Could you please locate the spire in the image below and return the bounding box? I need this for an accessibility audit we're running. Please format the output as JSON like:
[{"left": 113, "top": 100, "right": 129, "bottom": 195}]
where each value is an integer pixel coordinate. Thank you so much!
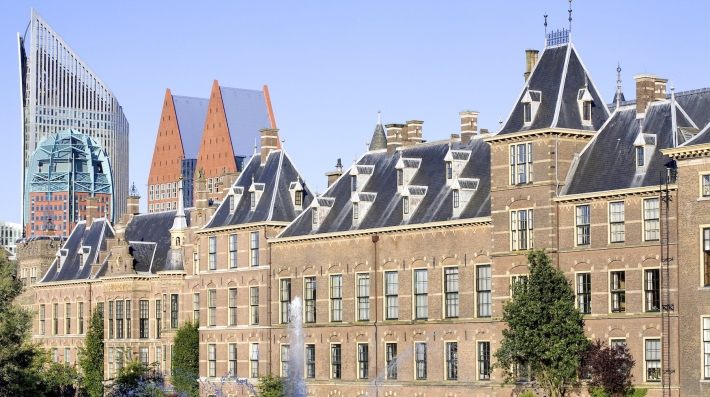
[
  {"left": 170, "top": 176, "right": 187, "bottom": 231},
  {"left": 368, "top": 110, "right": 387, "bottom": 151}
]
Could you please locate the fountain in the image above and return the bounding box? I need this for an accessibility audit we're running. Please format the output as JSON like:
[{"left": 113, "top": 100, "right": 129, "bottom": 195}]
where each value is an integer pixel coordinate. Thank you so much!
[{"left": 286, "top": 296, "right": 307, "bottom": 397}]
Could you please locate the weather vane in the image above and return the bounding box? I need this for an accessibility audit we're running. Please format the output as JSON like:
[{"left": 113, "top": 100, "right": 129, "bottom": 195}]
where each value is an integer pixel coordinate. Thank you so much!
[
  {"left": 568, "top": 0, "right": 573, "bottom": 31},
  {"left": 544, "top": 13, "right": 548, "bottom": 36}
]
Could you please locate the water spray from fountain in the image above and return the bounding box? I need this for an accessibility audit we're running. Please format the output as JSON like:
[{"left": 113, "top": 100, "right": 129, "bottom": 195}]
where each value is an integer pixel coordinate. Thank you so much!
[{"left": 286, "top": 296, "right": 307, "bottom": 397}]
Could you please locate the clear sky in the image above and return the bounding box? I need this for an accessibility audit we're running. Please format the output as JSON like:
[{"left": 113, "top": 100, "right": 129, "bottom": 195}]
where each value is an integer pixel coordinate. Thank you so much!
[{"left": 1, "top": 1, "right": 709, "bottom": 223}]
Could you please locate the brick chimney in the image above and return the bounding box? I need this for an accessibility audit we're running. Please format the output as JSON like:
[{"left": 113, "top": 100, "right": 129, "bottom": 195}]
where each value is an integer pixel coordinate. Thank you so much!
[
  {"left": 459, "top": 111, "right": 479, "bottom": 143},
  {"left": 634, "top": 74, "right": 667, "bottom": 116},
  {"left": 195, "top": 170, "right": 209, "bottom": 209},
  {"left": 221, "top": 171, "right": 240, "bottom": 200},
  {"left": 325, "top": 158, "right": 344, "bottom": 188},
  {"left": 386, "top": 124, "right": 404, "bottom": 155},
  {"left": 404, "top": 120, "right": 423, "bottom": 145},
  {"left": 85, "top": 197, "right": 99, "bottom": 227},
  {"left": 524, "top": 49, "right": 539, "bottom": 81},
  {"left": 122, "top": 184, "right": 141, "bottom": 225},
  {"left": 260, "top": 128, "right": 279, "bottom": 165}
]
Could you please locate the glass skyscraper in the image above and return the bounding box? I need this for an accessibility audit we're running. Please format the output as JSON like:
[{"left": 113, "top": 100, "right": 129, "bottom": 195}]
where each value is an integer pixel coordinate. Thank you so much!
[{"left": 18, "top": 8, "right": 128, "bottom": 232}]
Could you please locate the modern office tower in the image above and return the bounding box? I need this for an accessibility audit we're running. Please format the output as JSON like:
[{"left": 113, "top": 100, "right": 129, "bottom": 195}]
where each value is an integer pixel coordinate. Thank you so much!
[
  {"left": 18, "top": 8, "right": 128, "bottom": 232},
  {"left": 0, "top": 221, "right": 22, "bottom": 259},
  {"left": 24, "top": 129, "right": 113, "bottom": 237}
]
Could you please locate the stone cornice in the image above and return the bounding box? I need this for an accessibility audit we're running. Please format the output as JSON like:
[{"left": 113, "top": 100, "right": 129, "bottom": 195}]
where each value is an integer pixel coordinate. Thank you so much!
[
  {"left": 554, "top": 185, "right": 676, "bottom": 203},
  {"left": 661, "top": 143, "right": 710, "bottom": 160},
  {"left": 197, "top": 221, "right": 289, "bottom": 235},
  {"left": 483, "top": 128, "right": 596, "bottom": 143}
]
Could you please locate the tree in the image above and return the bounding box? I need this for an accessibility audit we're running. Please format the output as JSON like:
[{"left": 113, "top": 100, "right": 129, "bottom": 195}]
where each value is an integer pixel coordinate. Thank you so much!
[
  {"left": 171, "top": 320, "right": 199, "bottom": 397},
  {"left": 79, "top": 309, "right": 105, "bottom": 397},
  {"left": 40, "top": 362, "right": 80, "bottom": 397},
  {"left": 581, "top": 340, "right": 635, "bottom": 397},
  {"left": 256, "top": 373, "right": 285, "bottom": 397},
  {"left": 494, "top": 249, "right": 590, "bottom": 397},
  {"left": 106, "top": 355, "right": 164, "bottom": 397}
]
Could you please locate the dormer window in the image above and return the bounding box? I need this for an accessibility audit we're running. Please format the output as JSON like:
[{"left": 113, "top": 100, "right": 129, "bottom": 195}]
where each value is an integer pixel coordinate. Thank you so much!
[
  {"left": 229, "top": 186, "right": 244, "bottom": 213},
  {"left": 229, "top": 195, "right": 235, "bottom": 212},
  {"left": 633, "top": 132, "right": 656, "bottom": 168},
  {"left": 446, "top": 162, "right": 453, "bottom": 180},
  {"left": 524, "top": 103, "right": 532, "bottom": 122},
  {"left": 451, "top": 178, "right": 479, "bottom": 218},
  {"left": 636, "top": 146, "right": 645, "bottom": 167},
  {"left": 453, "top": 189, "right": 460, "bottom": 208},
  {"left": 311, "top": 197, "right": 335, "bottom": 230},
  {"left": 351, "top": 193, "right": 376, "bottom": 226},
  {"left": 397, "top": 169, "right": 403, "bottom": 186},
  {"left": 353, "top": 202, "right": 359, "bottom": 220},
  {"left": 578, "top": 88, "right": 594, "bottom": 125},
  {"left": 351, "top": 165, "right": 375, "bottom": 193},
  {"left": 394, "top": 158, "right": 421, "bottom": 192},
  {"left": 351, "top": 175, "right": 357, "bottom": 191},
  {"left": 312, "top": 209, "right": 318, "bottom": 224},
  {"left": 443, "top": 149, "right": 471, "bottom": 186},
  {"left": 289, "top": 180, "right": 305, "bottom": 210},
  {"left": 295, "top": 191, "right": 303, "bottom": 206},
  {"left": 521, "top": 90, "right": 541, "bottom": 125},
  {"left": 250, "top": 192, "right": 256, "bottom": 208},
  {"left": 401, "top": 186, "right": 427, "bottom": 221},
  {"left": 248, "top": 179, "right": 265, "bottom": 211},
  {"left": 403, "top": 197, "right": 410, "bottom": 214},
  {"left": 583, "top": 101, "right": 591, "bottom": 121}
]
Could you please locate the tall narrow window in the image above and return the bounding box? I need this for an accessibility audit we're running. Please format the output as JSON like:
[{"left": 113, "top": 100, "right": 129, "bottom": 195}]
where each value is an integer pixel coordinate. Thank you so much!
[
  {"left": 511, "top": 209, "right": 534, "bottom": 250},
  {"left": 583, "top": 101, "right": 591, "bottom": 121},
  {"left": 208, "top": 236, "right": 216, "bottom": 270},
  {"left": 703, "top": 175, "right": 710, "bottom": 197},
  {"left": 330, "top": 275, "right": 343, "bottom": 322},
  {"left": 453, "top": 189, "right": 460, "bottom": 208},
  {"left": 52, "top": 348, "right": 58, "bottom": 363},
  {"left": 77, "top": 302, "right": 84, "bottom": 334},
  {"left": 208, "top": 289, "right": 216, "bottom": 326},
  {"left": 397, "top": 169, "right": 404, "bottom": 185},
  {"left": 193, "top": 293, "right": 200, "bottom": 324},
  {"left": 208, "top": 344, "right": 216, "bottom": 377},
  {"left": 415, "top": 342, "right": 427, "bottom": 380},
  {"left": 163, "top": 294, "right": 167, "bottom": 330},
  {"left": 446, "top": 342, "right": 458, "bottom": 380},
  {"left": 139, "top": 347, "right": 149, "bottom": 368},
  {"left": 306, "top": 344, "right": 316, "bottom": 379},
  {"left": 65, "top": 347, "right": 71, "bottom": 365},
  {"left": 413, "top": 269, "right": 428, "bottom": 319},
  {"left": 385, "top": 271, "right": 398, "bottom": 320},
  {"left": 250, "top": 232, "right": 259, "bottom": 266},
  {"left": 644, "top": 198, "right": 660, "bottom": 241},
  {"left": 576, "top": 205, "right": 591, "bottom": 245},
  {"left": 477, "top": 265, "right": 492, "bottom": 317},
  {"left": 351, "top": 175, "right": 357, "bottom": 192},
  {"left": 704, "top": 228, "right": 710, "bottom": 286},
  {"left": 295, "top": 190, "right": 303, "bottom": 206},
  {"left": 609, "top": 201, "right": 625, "bottom": 243},
  {"left": 358, "top": 343, "right": 369, "bottom": 379},
  {"left": 645, "top": 339, "right": 661, "bottom": 381},
  {"left": 156, "top": 346, "right": 162, "bottom": 374},
  {"left": 39, "top": 304, "right": 45, "bottom": 335},
  {"left": 155, "top": 299, "right": 161, "bottom": 338},
  {"left": 703, "top": 318, "right": 710, "bottom": 379},
  {"left": 357, "top": 274, "right": 370, "bottom": 321},
  {"left": 116, "top": 300, "right": 123, "bottom": 339},
  {"left": 403, "top": 196, "right": 410, "bottom": 215},
  {"left": 65, "top": 303, "right": 71, "bottom": 334},
  {"left": 645, "top": 269, "right": 660, "bottom": 312},
  {"left": 53, "top": 303, "right": 59, "bottom": 335},
  {"left": 250, "top": 287, "right": 259, "bottom": 325},
  {"left": 250, "top": 191, "right": 256, "bottom": 208},
  {"left": 353, "top": 202, "right": 359, "bottom": 220},
  {"left": 304, "top": 277, "right": 316, "bottom": 323},
  {"left": 139, "top": 300, "right": 149, "bottom": 339},
  {"left": 126, "top": 300, "right": 131, "bottom": 339},
  {"left": 331, "top": 344, "right": 342, "bottom": 379},
  {"left": 229, "top": 234, "right": 237, "bottom": 268},
  {"left": 636, "top": 146, "right": 645, "bottom": 167},
  {"left": 446, "top": 161, "right": 453, "bottom": 180},
  {"left": 170, "top": 294, "right": 179, "bottom": 328},
  {"left": 386, "top": 343, "right": 397, "bottom": 380},
  {"left": 478, "top": 341, "right": 491, "bottom": 380},
  {"left": 523, "top": 103, "right": 532, "bottom": 122},
  {"left": 229, "top": 288, "right": 237, "bottom": 326},
  {"left": 229, "top": 343, "right": 237, "bottom": 376},
  {"left": 250, "top": 344, "right": 259, "bottom": 378},
  {"left": 445, "top": 267, "right": 459, "bottom": 318},
  {"left": 193, "top": 248, "right": 199, "bottom": 275},
  {"left": 108, "top": 347, "right": 114, "bottom": 378},
  {"left": 610, "top": 271, "right": 626, "bottom": 313},
  {"left": 281, "top": 345, "right": 290, "bottom": 377},
  {"left": 280, "top": 279, "right": 291, "bottom": 324},
  {"left": 577, "top": 273, "right": 591, "bottom": 314},
  {"left": 510, "top": 142, "right": 533, "bottom": 184}
]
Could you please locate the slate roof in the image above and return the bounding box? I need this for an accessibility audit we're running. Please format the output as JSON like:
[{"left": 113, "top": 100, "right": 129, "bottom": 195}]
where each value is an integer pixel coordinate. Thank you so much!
[
  {"left": 369, "top": 123, "right": 387, "bottom": 151},
  {"left": 173, "top": 95, "right": 209, "bottom": 159},
  {"left": 679, "top": 121, "right": 710, "bottom": 147},
  {"left": 497, "top": 43, "right": 609, "bottom": 135},
  {"left": 220, "top": 87, "right": 273, "bottom": 158},
  {"left": 279, "top": 137, "right": 491, "bottom": 238},
  {"left": 124, "top": 210, "right": 191, "bottom": 273},
  {"left": 606, "top": 88, "right": 710, "bottom": 131},
  {"left": 205, "top": 150, "right": 314, "bottom": 228},
  {"left": 563, "top": 100, "right": 695, "bottom": 195}
]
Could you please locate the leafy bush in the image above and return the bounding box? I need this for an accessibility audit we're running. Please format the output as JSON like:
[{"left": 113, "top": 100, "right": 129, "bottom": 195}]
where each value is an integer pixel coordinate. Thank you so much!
[{"left": 256, "top": 373, "right": 285, "bottom": 397}]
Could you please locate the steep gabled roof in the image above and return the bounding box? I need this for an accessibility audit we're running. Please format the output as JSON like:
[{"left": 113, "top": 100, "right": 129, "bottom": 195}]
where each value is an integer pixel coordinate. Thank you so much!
[
  {"left": 173, "top": 95, "right": 209, "bottom": 159},
  {"left": 679, "top": 120, "right": 710, "bottom": 147},
  {"left": 124, "top": 210, "right": 190, "bottom": 273},
  {"left": 220, "top": 87, "right": 273, "bottom": 158}
]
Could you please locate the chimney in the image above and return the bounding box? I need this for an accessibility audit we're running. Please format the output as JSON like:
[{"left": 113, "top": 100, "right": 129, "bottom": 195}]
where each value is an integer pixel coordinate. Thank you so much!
[
  {"left": 122, "top": 183, "right": 141, "bottom": 224},
  {"left": 386, "top": 124, "right": 405, "bottom": 155},
  {"left": 221, "top": 171, "right": 240, "bottom": 200},
  {"left": 325, "top": 158, "right": 344, "bottom": 188},
  {"left": 260, "top": 128, "right": 279, "bottom": 165},
  {"left": 459, "top": 111, "right": 479, "bottom": 143},
  {"left": 404, "top": 120, "right": 423, "bottom": 145},
  {"left": 85, "top": 197, "right": 99, "bottom": 227},
  {"left": 195, "top": 168, "right": 209, "bottom": 209},
  {"left": 524, "top": 49, "right": 539, "bottom": 81},
  {"left": 634, "top": 74, "right": 668, "bottom": 116}
]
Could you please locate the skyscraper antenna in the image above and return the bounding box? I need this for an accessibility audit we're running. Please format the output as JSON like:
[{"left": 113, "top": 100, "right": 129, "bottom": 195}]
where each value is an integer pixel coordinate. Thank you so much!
[{"left": 568, "top": 0, "right": 573, "bottom": 31}]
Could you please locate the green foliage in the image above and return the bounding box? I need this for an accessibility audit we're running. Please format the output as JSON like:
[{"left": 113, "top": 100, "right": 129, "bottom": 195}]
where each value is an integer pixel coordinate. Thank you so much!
[
  {"left": 589, "top": 387, "right": 609, "bottom": 397},
  {"left": 588, "top": 387, "right": 646, "bottom": 397},
  {"left": 519, "top": 392, "right": 537, "bottom": 397},
  {"left": 171, "top": 320, "right": 199, "bottom": 397},
  {"left": 79, "top": 309, "right": 105, "bottom": 397},
  {"left": 256, "top": 373, "right": 285, "bottom": 397},
  {"left": 41, "top": 362, "right": 80, "bottom": 397},
  {"left": 106, "top": 354, "right": 164, "bottom": 397},
  {"left": 626, "top": 388, "right": 647, "bottom": 397},
  {"left": 493, "top": 249, "right": 589, "bottom": 397}
]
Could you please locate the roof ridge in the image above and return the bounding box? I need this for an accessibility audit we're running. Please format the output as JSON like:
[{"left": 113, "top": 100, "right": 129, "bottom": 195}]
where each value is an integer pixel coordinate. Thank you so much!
[
  {"left": 266, "top": 150, "right": 285, "bottom": 221},
  {"left": 550, "top": 43, "right": 573, "bottom": 128}
]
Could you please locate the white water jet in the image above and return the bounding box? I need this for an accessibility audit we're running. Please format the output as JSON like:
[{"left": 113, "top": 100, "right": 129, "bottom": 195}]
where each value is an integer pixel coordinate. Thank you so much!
[{"left": 286, "top": 296, "right": 307, "bottom": 397}]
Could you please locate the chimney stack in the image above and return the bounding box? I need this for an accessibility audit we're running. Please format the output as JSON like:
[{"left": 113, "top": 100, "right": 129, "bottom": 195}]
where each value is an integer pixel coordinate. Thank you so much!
[
  {"left": 386, "top": 124, "right": 405, "bottom": 155},
  {"left": 85, "top": 197, "right": 99, "bottom": 227},
  {"left": 122, "top": 183, "right": 141, "bottom": 224},
  {"left": 404, "top": 120, "right": 424, "bottom": 146},
  {"left": 459, "top": 111, "right": 479, "bottom": 143},
  {"left": 195, "top": 168, "right": 209, "bottom": 209},
  {"left": 325, "top": 158, "right": 344, "bottom": 188},
  {"left": 260, "top": 128, "right": 279, "bottom": 165},
  {"left": 634, "top": 74, "right": 667, "bottom": 117},
  {"left": 524, "top": 49, "right": 539, "bottom": 81}
]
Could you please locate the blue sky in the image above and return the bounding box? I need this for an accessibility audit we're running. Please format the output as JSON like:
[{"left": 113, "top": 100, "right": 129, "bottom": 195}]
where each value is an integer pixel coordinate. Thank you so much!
[{"left": 1, "top": 1, "right": 708, "bottom": 223}]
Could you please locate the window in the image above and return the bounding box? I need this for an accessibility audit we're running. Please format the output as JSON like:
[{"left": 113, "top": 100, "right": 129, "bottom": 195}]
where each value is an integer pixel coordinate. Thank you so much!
[
  {"left": 139, "top": 300, "right": 149, "bottom": 338},
  {"left": 446, "top": 161, "right": 453, "bottom": 180},
  {"left": 163, "top": 294, "right": 167, "bottom": 330},
  {"left": 703, "top": 175, "right": 710, "bottom": 197},
  {"left": 477, "top": 265, "right": 491, "bottom": 317},
  {"left": 295, "top": 190, "right": 303, "bottom": 206},
  {"left": 446, "top": 342, "right": 458, "bottom": 380},
  {"left": 193, "top": 293, "right": 200, "bottom": 324},
  {"left": 208, "top": 236, "right": 216, "bottom": 270},
  {"left": 510, "top": 275, "right": 528, "bottom": 297},
  {"left": 576, "top": 205, "right": 591, "bottom": 245},
  {"left": 453, "top": 189, "right": 459, "bottom": 208},
  {"left": 52, "top": 348, "right": 58, "bottom": 363},
  {"left": 511, "top": 209, "right": 534, "bottom": 250},
  {"left": 53, "top": 303, "right": 58, "bottom": 335},
  {"left": 39, "top": 304, "right": 45, "bottom": 335},
  {"left": 304, "top": 277, "right": 316, "bottom": 323},
  {"left": 444, "top": 267, "right": 459, "bottom": 318},
  {"left": 351, "top": 175, "right": 357, "bottom": 191},
  {"left": 155, "top": 346, "right": 162, "bottom": 374},
  {"left": 312, "top": 209, "right": 318, "bottom": 225},
  {"left": 250, "top": 344, "right": 259, "bottom": 378},
  {"left": 155, "top": 300, "right": 161, "bottom": 338},
  {"left": 478, "top": 341, "right": 491, "bottom": 380},
  {"left": 250, "top": 232, "right": 259, "bottom": 266},
  {"left": 229, "top": 343, "right": 237, "bottom": 376},
  {"left": 353, "top": 202, "right": 359, "bottom": 220},
  {"left": 403, "top": 196, "right": 410, "bottom": 214},
  {"left": 229, "top": 289, "right": 237, "bottom": 326},
  {"left": 636, "top": 146, "right": 645, "bottom": 167},
  {"left": 97, "top": 302, "right": 104, "bottom": 318},
  {"left": 64, "top": 347, "right": 71, "bottom": 365},
  {"left": 610, "top": 201, "right": 625, "bottom": 243},
  {"left": 415, "top": 342, "right": 427, "bottom": 380},
  {"left": 330, "top": 275, "right": 343, "bottom": 322},
  {"left": 140, "top": 347, "right": 149, "bottom": 368},
  {"left": 358, "top": 343, "right": 369, "bottom": 379},
  {"left": 583, "top": 101, "right": 591, "bottom": 121},
  {"left": 250, "top": 287, "right": 259, "bottom": 325},
  {"left": 116, "top": 300, "right": 124, "bottom": 339},
  {"left": 306, "top": 344, "right": 316, "bottom": 379},
  {"left": 250, "top": 191, "right": 256, "bottom": 208},
  {"left": 645, "top": 269, "right": 660, "bottom": 312},
  {"left": 357, "top": 274, "right": 370, "bottom": 321},
  {"left": 610, "top": 271, "right": 626, "bottom": 313},
  {"left": 193, "top": 248, "right": 199, "bottom": 275},
  {"left": 280, "top": 279, "right": 291, "bottom": 324},
  {"left": 414, "top": 269, "right": 428, "bottom": 319},
  {"left": 644, "top": 198, "right": 660, "bottom": 241},
  {"left": 108, "top": 347, "right": 114, "bottom": 378},
  {"left": 229, "top": 195, "right": 235, "bottom": 211},
  {"left": 208, "top": 290, "right": 216, "bottom": 326},
  {"left": 208, "top": 344, "right": 216, "bottom": 377},
  {"left": 577, "top": 273, "right": 591, "bottom": 314},
  {"left": 645, "top": 339, "right": 661, "bottom": 381},
  {"left": 385, "top": 271, "right": 398, "bottom": 320},
  {"left": 386, "top": 343, "right": 397, "bottom": 380},
  {"left": 65, "top": 303, "right": 71, "bottom": 334},
  {"left": 170, "top": 294, "right": 179, "bottom": 328},
  {"left": 281, "top": 345, "right": 290, "bottom": 377},
  {"left": 510, "top": 142, "right": 533, "bottom": 184},
  {"left": 107, "top": 302, "right": 113, "bottom": 339},
  {"left": 229, "top": 234, "right": 237, "bottom": 268},
  {"left": 703, "top": 318, "right": 710, "bottom": 379},
  {"left": 397, "top": 169, "right": 404, "bottom": 185},
  {"left": 331, "top": 344, "right": 342, "bottom": 379},
  {"left": 705, "top": 228, "right": 710, "bottom": 286},
  {"left": 523, "top": 102, "right": 532, "bottom": 123}
]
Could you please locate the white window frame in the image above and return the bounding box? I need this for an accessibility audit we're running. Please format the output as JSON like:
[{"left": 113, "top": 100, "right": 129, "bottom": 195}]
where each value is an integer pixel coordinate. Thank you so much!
[
  {"left": 609, "top": 270, "right": 626, "bottom": 313},
  {"left": 510, "top": 209, "right": 534, "bottom": 251},
  {"left": 509, "top": 142, "right": 533, "bottom": 185},
  {"left": 701, "top": 173, "right": 710, "bottom": 198},
  {"left": 576, "top": 272, "right": 591, "bottom": 314},
  {"left": 609, "top": 201, "right": 625, "bottom": 243},
  {"left": 644, "top": 337, "right": 661, "bottom": 382},
  {"left": 643, "top": 197, "right": 660, "bottom": 241},
  {"left": 576, "top": 204, "right": 591, "bottom": 246}
]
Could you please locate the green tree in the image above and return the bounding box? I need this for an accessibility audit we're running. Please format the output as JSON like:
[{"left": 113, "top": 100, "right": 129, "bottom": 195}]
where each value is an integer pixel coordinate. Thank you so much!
[
  {"left": 256, "top": 373, "right": 285, "bottom": 397},
  {"left": 106, "top": 354, "right": 164, "bottom": 397},
  {"left": 0, "top": 251, "right": 47, "bottom": 395},
  {"left": 40, "top": 362, "right": 80, "bottom": 397},
  {"left": 494, "top": 249, "right": 589, "bottom": 397},
  {"left": 79, "top": 309, "right": 104, "bottom": 397},
  {"left": 171, "top": 320, "right": 199, "bottom": 397}
]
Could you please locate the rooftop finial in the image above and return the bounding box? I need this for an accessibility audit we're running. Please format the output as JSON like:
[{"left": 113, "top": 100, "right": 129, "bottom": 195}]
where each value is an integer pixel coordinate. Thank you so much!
[
  {"left": 544, "top": 13, "right": 548, "bottom": 36},
  {"left": 568, "top": 0, "right": 573, "bottom": 31},
  {"left": 499, "top": 114, "right": 503, "bottom": 127},
  {"left": 336, "top": 158, "right": 343, "bottom": 172},
  {"left": 253, "top": 139, "right": 257, "bottom": 155},
  {"left": 377, "top": 110, "right": 381, "bottom": 125},
  {"left": 616, "top": 63, "right": 623, "bottom": 110}
]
